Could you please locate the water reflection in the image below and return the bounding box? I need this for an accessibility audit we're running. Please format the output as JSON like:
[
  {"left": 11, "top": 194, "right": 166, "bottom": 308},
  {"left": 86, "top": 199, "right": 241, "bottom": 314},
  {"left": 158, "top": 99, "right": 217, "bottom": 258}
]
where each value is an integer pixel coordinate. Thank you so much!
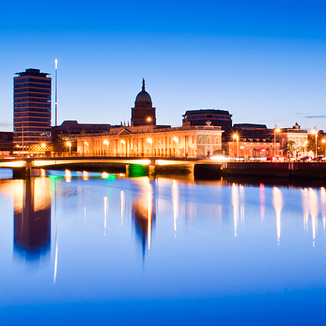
[
  {"left": 231, "top": 184, "right": 245, "bottom": 237},
  {"left": 302, "top": 188, "right": 319, "bottom": 247},
  {"left": 14, "top": 177, "right": 51, "bottom": 261},
  {"left": 132, "top": 179, "right": 156, "bottom": 256},
  {"left": 273, "top": 187, "right": 283, "bottom": 245}
]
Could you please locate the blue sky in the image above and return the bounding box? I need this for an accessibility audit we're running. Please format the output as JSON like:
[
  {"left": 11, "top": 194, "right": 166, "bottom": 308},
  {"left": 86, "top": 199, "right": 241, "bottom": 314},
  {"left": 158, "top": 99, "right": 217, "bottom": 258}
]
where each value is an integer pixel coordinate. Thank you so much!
[{"left": 1, "top": 0, "right": 326, "bottom": 131}]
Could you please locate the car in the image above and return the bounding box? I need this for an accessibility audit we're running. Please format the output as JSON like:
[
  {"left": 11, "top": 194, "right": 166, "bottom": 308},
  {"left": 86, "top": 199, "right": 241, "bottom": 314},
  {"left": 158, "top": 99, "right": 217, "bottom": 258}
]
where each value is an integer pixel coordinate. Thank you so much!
[
  {"left": 267, "top": 155, "right": 284, "bottom": 162},
  {"left": 300, "top": 156, "right": 312, "bottom": 162}
]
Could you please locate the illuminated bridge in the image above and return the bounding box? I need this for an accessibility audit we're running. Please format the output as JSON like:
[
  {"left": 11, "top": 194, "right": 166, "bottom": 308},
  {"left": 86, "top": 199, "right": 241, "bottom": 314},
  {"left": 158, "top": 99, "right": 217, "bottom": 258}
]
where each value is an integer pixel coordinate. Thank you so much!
[
  {"left": 1, "top": 157, "right": 326, "bottom": 180},
  {"left": 0, "top": 156, "right": 218, "bottom": 179}
]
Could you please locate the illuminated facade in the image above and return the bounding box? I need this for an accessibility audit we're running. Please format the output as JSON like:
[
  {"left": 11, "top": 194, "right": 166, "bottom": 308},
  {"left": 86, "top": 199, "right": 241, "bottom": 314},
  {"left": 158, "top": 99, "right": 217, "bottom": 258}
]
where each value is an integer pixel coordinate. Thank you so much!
[
  {"left": 13, "top": 68, "right": 52, "bottom": 153},
  {"left": 76, "top": 81, "right": 223, "bottom": 157},
  {"left": 277, "top": 123, "right": 308, "bottom": 157}
]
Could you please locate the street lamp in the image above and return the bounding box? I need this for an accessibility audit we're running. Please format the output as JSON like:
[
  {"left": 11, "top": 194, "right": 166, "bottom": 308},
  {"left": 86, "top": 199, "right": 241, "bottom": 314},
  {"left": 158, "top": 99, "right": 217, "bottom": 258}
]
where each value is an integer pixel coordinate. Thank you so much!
[
  {"left": 120, "top": 139, "right": 126, "bottom": 156},
  {"left": 311, "top": 128, "right": 318, "bottom": 158},
  {"left": 103, "top": 139, "right": 109, "bottom": 156},
  {"left": 147, "top": 137, "right": 153, "bottom": 156},
  {"left": 232, "top": 134, "right": 239, "bottom": 158},
  {"left": 83, "top": 141, "right": 88, "bottom": 157},
  {"left": 66, "top": 141, "right": 72, "bottom": 155},
  {"left": 147, "top": 117, "right": 152, "bottom": 123},
  {"left": 304, "top": 140, "right": 308, "bottom": 156},
  {"left": 274, "top": 126, "right": 281, "bottom": 156}
]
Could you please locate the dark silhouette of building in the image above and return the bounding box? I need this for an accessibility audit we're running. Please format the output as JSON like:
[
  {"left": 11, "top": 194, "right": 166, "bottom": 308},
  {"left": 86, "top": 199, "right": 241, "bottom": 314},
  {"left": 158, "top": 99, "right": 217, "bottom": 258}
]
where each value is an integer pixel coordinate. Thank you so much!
[
  {"left": 13, "top": 68, "right": 52, "bottom": 150},
  {"left": 0, "top": 132, "right": 13, "bottom": 154},
  {"left": 52, "top": 120, "right": 111, "bottom": 154},
  {"left": 131, "top": 79, "right": 156, "bottom": 126},
  {"left": 132, "top": 181, "right": 156, "bottom": 257},
  {"left": 182, "top": 109, "right": 232, "bottom": 130},
  {"left": 14, "top": 178, "right": 51, "bottom": 261}
]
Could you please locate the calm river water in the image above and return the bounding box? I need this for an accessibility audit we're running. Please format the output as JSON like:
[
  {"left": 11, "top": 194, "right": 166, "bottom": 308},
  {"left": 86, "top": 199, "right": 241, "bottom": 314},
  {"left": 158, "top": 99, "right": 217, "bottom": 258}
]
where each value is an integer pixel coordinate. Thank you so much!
[{"left": 0, "top": 169, "right": 326, "bottom": 325}]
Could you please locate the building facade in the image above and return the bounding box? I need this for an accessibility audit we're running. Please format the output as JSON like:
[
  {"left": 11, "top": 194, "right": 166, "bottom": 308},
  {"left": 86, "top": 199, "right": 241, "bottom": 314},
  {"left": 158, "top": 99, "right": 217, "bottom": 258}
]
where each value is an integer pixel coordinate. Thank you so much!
[
  {"left": 13, "top": 68, "right": 52, "bottom": 153},
  {"left": 77, "top": 124, "right": 222, "bottom": 158},
  {"left": 277, "top": 123, "right": 308, "bottom": 158},
  {"left": 182, "top": 109, "right": 232, "bottom": 130},
  {"left": 76, "top": 82, "right": 223, "bottom": 157},
  {"left": 131, "top": 79, "right": 156, "bottom": 126},
  {"left": 228, "top": 124, "right": 280, "bottom": 159}
]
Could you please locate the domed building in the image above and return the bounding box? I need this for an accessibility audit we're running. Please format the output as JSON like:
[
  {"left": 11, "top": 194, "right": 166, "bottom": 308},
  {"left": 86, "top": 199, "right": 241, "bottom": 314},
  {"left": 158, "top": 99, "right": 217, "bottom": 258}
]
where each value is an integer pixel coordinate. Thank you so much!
[
  {"left": 131, "top": 79, "right": 156, "bottom": 126},
  {"left": 76, "top": 80, "right": 223, "bottom": 158}
]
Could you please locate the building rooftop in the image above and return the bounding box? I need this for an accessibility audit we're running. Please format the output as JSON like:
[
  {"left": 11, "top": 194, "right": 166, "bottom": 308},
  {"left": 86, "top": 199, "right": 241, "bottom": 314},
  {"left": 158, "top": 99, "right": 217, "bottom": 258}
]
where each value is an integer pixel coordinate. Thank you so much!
[
  {"left": 184, "top": 109, "right": 231, "bottom": 116},
  {"left": 15, "top": 68, "right": 50, "bottom": 78}
]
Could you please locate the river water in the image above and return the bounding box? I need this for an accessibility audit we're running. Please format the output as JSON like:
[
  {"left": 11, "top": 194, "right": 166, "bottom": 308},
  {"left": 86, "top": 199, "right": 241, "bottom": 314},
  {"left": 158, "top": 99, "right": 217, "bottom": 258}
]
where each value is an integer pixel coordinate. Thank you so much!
[{"left": 0, "top": 169, "right": 326, "bottom": 325}]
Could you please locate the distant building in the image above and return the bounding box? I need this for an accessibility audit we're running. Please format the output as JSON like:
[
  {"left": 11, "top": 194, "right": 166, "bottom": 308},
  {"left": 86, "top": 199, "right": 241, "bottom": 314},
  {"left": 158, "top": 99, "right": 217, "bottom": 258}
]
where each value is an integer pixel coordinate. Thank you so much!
[
  {"left": 76, "top": 81, "right": 223, "bottom": 157},
  {"left": 0, "top": 132, "right": 13, "bottom": 155},
  {"left": 131, "top": 79, "right": 156, "bottom": 126},
  {"left": 13, "top": 68, "right": 52, "bottom": 153},
  {"left": 228, "top": 123, "right": 279, "bottom": 158},
  {"left": 277, "top": 123, "right": 308, "bottom": 157},
  {"left": 52, "top": 120, "right": 111, "bottom": 154},
  {"left": 182, "top": 109, "right": 232, "bottom": 130}
]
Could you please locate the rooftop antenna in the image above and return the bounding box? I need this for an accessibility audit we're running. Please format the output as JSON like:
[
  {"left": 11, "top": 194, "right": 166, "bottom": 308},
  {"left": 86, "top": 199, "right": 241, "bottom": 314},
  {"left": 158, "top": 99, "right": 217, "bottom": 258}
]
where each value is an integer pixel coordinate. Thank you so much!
[{"left": 54, "top": 59, "right": 58, "bottom": 126}]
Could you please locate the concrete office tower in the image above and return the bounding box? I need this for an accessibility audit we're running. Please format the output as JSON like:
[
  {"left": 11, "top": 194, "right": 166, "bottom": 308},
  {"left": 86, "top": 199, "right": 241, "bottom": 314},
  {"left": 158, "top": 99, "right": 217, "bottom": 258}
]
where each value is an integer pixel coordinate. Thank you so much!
[{"left": 13, "top": 68, "right": 52, "bottom": 150}]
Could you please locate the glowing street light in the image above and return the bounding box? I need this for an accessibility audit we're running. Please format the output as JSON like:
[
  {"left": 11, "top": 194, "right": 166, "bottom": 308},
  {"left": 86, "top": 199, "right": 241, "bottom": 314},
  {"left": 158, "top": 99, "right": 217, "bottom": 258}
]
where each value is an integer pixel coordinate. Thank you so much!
[
  {"left": 41, "top": 143, "right": 46, "bottom": 149},
  {"left": 83, "top": 141, "right": 88, "bottom": 157},
  {"left": 233, "top": 133, "right": 239, "bottom": 158},
  {"left": 274, "top": 126, "right": 281, "bottom": 155},
  {"left": 147, "top": 117, "right": 152, "bottom": 123},
  {"left": 304, "top": 140, "right": 308, "bottom": 156},
  {"left": 173, "top": 136, "right": 179, "bottom": 143},
  {"left": 66, "top": 141, "right": 72, "bottom": 155},
  {"left": 147, "top": 138, "right": 153, "bottom": 156},
  {"left": 311, "top": 128, "right": 318, "bottom": 158},
  {"left": 103, "top": 139, "right": 109, "bottom": 156}
]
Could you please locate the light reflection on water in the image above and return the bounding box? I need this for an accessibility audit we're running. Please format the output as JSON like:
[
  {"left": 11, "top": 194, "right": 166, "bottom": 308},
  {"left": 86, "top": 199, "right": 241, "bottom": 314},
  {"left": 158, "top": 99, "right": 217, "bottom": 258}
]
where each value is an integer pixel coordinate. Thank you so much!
[{"left": 1, "top": 171, "right": 326, "bottom": 324}]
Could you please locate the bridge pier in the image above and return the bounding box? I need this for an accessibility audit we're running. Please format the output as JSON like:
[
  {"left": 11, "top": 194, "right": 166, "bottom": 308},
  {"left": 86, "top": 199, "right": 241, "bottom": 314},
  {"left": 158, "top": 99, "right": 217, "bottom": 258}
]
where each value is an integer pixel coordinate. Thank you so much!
[
  {"left": 149, "top": 160, "right": 156, "bottom": 177},
  {"left": 12, "top": 167, "right": 32, "bottom": 179}
]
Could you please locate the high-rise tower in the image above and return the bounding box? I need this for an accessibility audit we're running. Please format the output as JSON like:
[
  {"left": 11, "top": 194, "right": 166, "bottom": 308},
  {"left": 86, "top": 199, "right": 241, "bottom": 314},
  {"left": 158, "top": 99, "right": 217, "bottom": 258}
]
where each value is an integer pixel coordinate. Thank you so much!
[
  {"left": 13, "top": 68, "right": 52, "bottom": 149},
  {"left": 131, "top": 79, "right": 156, "bottom": 126}
]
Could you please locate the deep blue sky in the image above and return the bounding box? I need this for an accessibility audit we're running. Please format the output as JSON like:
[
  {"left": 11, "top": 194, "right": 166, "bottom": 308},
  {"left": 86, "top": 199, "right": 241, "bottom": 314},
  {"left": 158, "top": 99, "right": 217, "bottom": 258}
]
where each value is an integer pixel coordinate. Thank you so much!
[{"left": 1, "top": 0, "right": 326, "bottom": 131}]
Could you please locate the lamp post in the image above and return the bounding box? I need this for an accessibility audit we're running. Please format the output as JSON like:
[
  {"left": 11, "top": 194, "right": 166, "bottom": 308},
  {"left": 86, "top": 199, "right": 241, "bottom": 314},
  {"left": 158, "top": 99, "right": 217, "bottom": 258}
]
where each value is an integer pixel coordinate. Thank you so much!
[
  {"left": 66, "top": 141, "right": 72, "bottom": 156},
  {"left": 103, "top": 140, "right": 109, "bottom": 156},
  {"left": 147, "top": 137, "right": 153, "bottom": 156},
  {"left": 120, "top": 139, "right": 126, "bottom": 156},
  {"left": 274, "top": 127, "right": 281, "bottom": 156},
  {"left": 232, "top": 134, "right": 239, "bottom": 159},
  {"left": 83, "top": 141, "right": 88, "bottom": 157},
  {"left": 173, "top": 136, "right": 179, "bottom": 157},
  {"left": 304, "top": 140, "right": 308, "bottom": 157},
  {"left": 311, "top": 128, "right": 318, "bottom": 158}
]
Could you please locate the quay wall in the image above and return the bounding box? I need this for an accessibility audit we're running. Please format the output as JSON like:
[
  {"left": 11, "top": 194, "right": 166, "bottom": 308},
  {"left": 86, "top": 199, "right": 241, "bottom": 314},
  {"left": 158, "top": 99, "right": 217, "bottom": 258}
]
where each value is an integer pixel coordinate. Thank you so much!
[{"left": 221, "top": 162, "right": 326, "bottom": 179}]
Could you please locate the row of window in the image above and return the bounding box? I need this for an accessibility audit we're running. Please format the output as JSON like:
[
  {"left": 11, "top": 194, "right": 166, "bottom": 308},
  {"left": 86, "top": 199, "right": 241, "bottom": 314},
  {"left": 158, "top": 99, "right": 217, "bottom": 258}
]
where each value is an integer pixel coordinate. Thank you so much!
[
  {"left": 14, "top": 118, "right": 50, "bottom": 123},
  {"left": 14, "top": 88, "right": 51, "bottom": 94},
  {"left": 14, "top": 103, "right": 51, "bottom": 108},
  {"left": 15, "top": 93, "right": 51, "bottom": 99},
  {"left": 14, "top": 98, "right": 51, "bottom": 103},
  {"left": 14, "top": 113, "right": 50, "bottom": 118},
  {"left": 14, "top": 78, "right": 51, "bottom": 84},
  {"left": 14, "top": 83, "right": 51, "bottom": 89},
  {"left": 188, "top": 115, "right": 231, "bottom": 119},
  {"left": 14, "top": 108, "right": 51, "bottom": 113}
]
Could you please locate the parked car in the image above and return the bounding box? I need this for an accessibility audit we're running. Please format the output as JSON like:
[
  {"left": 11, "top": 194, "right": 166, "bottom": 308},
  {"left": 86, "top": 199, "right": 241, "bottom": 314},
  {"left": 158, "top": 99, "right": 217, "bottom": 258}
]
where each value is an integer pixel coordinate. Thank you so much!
[
  {"left": 300, "top": 156, "right": 312, "bottom": 162},
  {"left": 266, "top": 155, "right": 284, "bottom": 162}
]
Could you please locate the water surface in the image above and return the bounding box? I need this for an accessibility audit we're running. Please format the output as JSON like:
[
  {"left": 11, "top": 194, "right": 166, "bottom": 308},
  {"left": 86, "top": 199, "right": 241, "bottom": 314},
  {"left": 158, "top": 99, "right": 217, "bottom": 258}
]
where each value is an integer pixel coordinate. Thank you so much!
[{"left": 0, "top": 170, "right": 326, "bottom": 325}]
